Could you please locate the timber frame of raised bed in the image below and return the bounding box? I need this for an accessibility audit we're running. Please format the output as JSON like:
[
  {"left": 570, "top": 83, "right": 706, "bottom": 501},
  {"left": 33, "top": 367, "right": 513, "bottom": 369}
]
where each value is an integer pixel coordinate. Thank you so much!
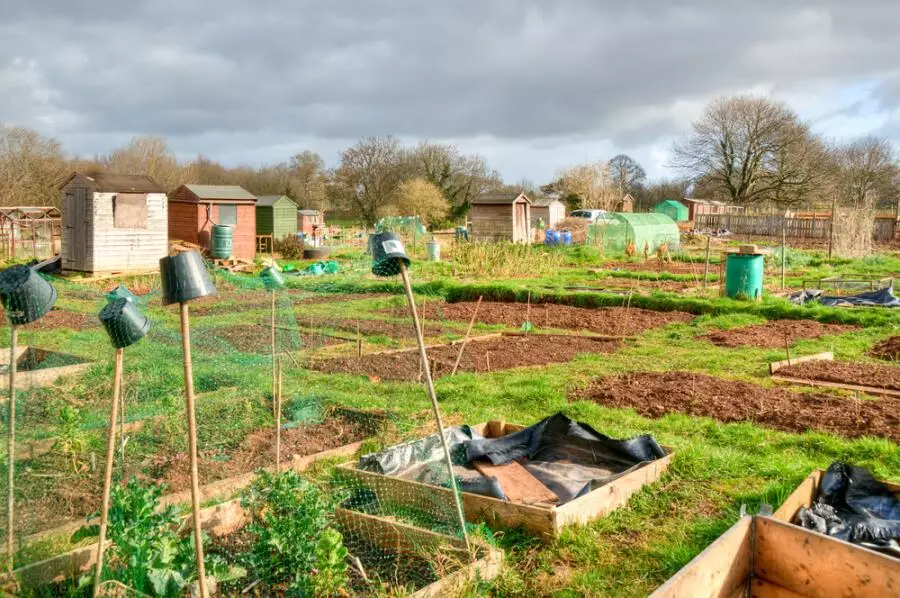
[
  {"left": 338, "top": 420, "right": 673, "bottom": 538},
  {"left": 769, "top": 351, "right": 900, "bottom": 398},
  {"left": 773, "top": 469, "right": 900, "bottom": 532},
  {"left": 650, "top": 515, "right": 899, "bottom": 597},
  {"left": 0, "top": 345, "right": 93, "bottom": 390}
]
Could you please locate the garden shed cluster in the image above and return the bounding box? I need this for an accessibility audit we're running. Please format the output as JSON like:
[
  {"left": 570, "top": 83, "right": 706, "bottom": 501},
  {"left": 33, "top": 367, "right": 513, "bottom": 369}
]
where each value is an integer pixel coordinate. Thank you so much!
[
  {"left": 653, "top": 199, "right": 689, "bottom": 222},
  {"left": 59, "top": 172, "right": 168, "bottom": 274},
  {"left": 255, "top": 195, "right": 298, "bottom": 240},
  {"left": 587, "top": 213, "right": 680, "bottom": 252},
  {"left": 169, "top": 184, "right": 258, "bottom": 260},
  {"left": 469, "top": 192, "right": 532, "bottom": 243}
]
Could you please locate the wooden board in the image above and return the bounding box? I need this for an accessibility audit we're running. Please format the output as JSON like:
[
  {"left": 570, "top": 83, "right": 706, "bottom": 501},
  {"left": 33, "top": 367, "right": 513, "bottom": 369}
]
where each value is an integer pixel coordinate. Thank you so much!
[
  {"left": 649, "top": 516, "right": 752, "bottom": 598},
  {"left": 768, "top": 351, "right": 833, "bottom": 374},
  {"left": 750, "top": 579, "right": 806, "bottom": 598},
  {"left": 472, "top": 459, "right": 559, "bottom": 505},
  {"left": 754, "top": 516, "right": 899, "bottom": 597},
  {"left": 770, "top": 375, "right": 900, "bottom": 398}
]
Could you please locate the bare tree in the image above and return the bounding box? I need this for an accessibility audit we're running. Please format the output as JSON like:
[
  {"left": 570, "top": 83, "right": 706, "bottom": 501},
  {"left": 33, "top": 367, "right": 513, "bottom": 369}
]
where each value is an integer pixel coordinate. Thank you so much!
[
  {"left": 551, "top": 161, "right": 619, "bottom": 210},
  {"left": 608, "top": 154, "right": 646, "bottom": 196},
  {"left": 415, "top": 142, "right": 501, "bottom": 217},
  {"left": 830, "top": 135, "right": 897, "bottom": 209},
  {"left": 672, "top": 96, "right": 821, "bottom": 206},
  {"left": 103, "top": 135, "right": 180, "bottom": 189},
  {"left": 636, "top": 177, "right": 691, "bottom": 211},
  {"left": 288, "top": 151, "right": 328, "bottom": 210},
  {"left": 0, "top": 125, "right": 69, "bottom": 206},
  {"left": 333, "top": 136, "right": 408, "bottom": 226}
]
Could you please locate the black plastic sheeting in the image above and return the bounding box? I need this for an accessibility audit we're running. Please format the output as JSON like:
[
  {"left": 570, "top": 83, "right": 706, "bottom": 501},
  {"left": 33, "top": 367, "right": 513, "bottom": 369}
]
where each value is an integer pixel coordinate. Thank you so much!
[
  {"left": 359, "top": 412, "right": 666, "bottom": 505},
  {"left": 790, "top": 287, "right": 899, "bottom": 308},
  {"left": 796, "top": 462, "right": 900, "bottom": 557}
]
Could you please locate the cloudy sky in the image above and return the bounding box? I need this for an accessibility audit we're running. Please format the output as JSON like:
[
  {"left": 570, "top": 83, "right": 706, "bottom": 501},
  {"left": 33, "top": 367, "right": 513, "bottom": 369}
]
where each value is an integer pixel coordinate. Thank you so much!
[{"left": 2, "top": 1, "right": 899, "bottom": 183}]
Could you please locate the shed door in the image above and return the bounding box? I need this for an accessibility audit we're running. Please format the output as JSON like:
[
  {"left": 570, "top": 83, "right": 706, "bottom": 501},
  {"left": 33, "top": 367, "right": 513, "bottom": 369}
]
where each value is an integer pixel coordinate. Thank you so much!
[
  {"left": 64, "top": 188, "right": 88, "bottom": 270},
  {"left": 514, "top": 202, "right": 528, "bottom": 243}
]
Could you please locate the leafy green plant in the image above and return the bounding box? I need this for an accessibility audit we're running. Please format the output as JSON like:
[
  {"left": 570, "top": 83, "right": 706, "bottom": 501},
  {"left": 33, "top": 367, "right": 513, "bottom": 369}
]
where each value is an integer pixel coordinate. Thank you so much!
[
  {"left": 52, "top": 405, "right": 88, "bottom": 472},
  {"left": 241, "top": 470, "right": 348, "bottom": 595}
]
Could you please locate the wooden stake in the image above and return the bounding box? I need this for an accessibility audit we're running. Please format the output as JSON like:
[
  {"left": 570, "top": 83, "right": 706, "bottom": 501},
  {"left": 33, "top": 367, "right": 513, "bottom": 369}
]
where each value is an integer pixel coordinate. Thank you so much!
[
  {"left": 178, "top": 302, "right": 208, "bottom": 598},
  {"left": 93, "top": 348, "right": 123, "bottom": 597},
  {"left": 398, "top": 263, "right": 470, "bottom": 554},
  {"left": 451, "top": 296, "right": 482, "bottom": 375},
  {"left": 525, "top": 291, "right": 532, "bottom": 334},
  {"left": 275, "top": 358, "right": 282, "bottom": 473},
  {"left": 702, "top": 235, "right": 711, "bottom": 290},
  {"left": 271, "top": 290, "right": 277, "bottom": 404},
  {"left": 6, "top": 326, "right": 17, "bottom": 573},
  {"left": 118, "top": 384, "right": 126, "bottom": 470},
  {"left": 784, "top": 332, "right": 792, "bottom": 366},
  {"left": 356, "top": 320, "right": 362, "bottom": 357}
]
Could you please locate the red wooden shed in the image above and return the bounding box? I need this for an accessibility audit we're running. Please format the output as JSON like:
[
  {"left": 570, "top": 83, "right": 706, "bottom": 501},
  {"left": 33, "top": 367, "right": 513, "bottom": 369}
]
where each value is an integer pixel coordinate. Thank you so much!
[{"left": 168, "top": 184, "right": 258, "bottom": 260}]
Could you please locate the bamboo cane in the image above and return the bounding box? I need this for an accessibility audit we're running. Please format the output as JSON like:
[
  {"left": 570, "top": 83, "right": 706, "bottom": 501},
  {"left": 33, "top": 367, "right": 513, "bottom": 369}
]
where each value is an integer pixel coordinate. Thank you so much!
[
  {"left": 275, "top": 358, "right": 282, "bottom": 473},
  {"left": 93, "top": 348, "right": 123, "bottom": 596},
  {"left": 702, "top": 235, "right": 711, "bottom": 290},
  {"left": 271, "top": 290, "right": 276, "bottom": 403},
  {"left": 781, "top": 221, "right": 787, "bottom": 290},
  {"left": 398, "top": 263, "right": 470, "bottom": 554},
  {"left": 179, "top": 302, "right": 208, "bottom": 598},
  {"left": 6, "top": 326, "right": 17, "bottom": 573},
  {"left": 451, "top": 296, "right": 482, "bottom": 375}
]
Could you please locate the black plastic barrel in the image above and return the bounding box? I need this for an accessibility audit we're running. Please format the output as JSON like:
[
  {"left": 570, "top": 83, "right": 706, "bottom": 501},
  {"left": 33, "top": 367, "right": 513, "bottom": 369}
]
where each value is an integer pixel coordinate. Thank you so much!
[
  {"left": 0, "top": 264, "right": 57, "bottom": 325},
  {"left": 370, "top": 232, "right": 410, "bottom": 277},
  {"left": 159, "top": 251, "right": 217, "bottom": 305},
  {"left": 99, "top": 298, "right": 150, "bottom": 348}
]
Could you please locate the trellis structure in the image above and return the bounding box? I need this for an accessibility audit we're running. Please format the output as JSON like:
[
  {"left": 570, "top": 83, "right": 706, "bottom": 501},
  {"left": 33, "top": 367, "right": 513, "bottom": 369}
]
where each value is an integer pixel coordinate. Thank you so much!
[{"left": 0, "top": 207, "right": 61, "bottom": 260}]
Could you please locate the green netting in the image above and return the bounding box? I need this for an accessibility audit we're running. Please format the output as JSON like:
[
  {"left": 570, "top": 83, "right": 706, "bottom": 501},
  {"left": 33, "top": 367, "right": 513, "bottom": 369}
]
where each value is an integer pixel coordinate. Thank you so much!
[
  {"left": 653, "top": 199, "right": 689, "bottom": 222},
  {"left": 586, "top": 212, "right": 681, "bottom": 252}
]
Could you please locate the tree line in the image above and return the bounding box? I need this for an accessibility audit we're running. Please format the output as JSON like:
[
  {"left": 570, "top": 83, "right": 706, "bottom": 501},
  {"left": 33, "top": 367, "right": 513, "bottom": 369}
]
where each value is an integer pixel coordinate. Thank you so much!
[{"left": 1, "top": 94, "right": 896, "bottom": 227}]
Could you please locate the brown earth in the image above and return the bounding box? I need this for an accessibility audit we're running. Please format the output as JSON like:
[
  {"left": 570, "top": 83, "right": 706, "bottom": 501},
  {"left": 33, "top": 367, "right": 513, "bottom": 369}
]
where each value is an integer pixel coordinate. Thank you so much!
[
  {"left": 870, "top": 336, "right": 900, "bottom": 362},
  {"left": 408, "top": 302, "right": 692, "bottom": 337},
  {"left": 193, "top": 323, "right": 343, "bottom": 354},
  {"left": 700, "top": 320, "right": 859, "bottom": 349},
  {"left": 303, "top": 315, "right": 458, "bottom": 339},
  {"left": 307, "top": 335, "right": 620, "bottom": 381},
  {"left": 571, "top": 371, "right": 900, "bottom": 442},
  {"left": 19, "top": 309, "right": 99, "bottom": 331},
  {"left": 776, "top": 360, "right": 900, "bottom": 392}
]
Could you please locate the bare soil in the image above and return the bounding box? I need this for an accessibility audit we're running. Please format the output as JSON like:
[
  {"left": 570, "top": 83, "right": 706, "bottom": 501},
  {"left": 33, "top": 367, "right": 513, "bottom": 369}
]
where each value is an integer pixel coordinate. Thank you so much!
[
  {"left": 303, "top": 315, "right": 458, "bottom": 339},
  {"left": 870, "top": 336, "right": 900, "bottom": 362},
  {"left": 410, "top": 302, "right": 692, "bottom": 337},
  {"left": 307, "top": 335, "right": 620, "bottom": 381},
  {"left": 20, "top": 309, "right": 98, "bottom": 331},
  {"left": 700, "top": 320, "right": 858, "bottom": 349},
  {"left": 776, "top": 360, "right": 900, "bottom": 392},
  {"left": 193, "top": 323, "right": 343, "bottom": 354},
  {"left": 571, "top": 371, "right": 900, "bottom": 442}
]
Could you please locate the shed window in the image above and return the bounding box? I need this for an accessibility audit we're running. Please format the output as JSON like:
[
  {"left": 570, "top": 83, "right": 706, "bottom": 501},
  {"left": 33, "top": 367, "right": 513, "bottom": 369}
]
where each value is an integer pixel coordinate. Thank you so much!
[
  {"left": 113, "top": 194, "right": 148, "bottom": 229},
  {"left": 217, "top": 204, "right": 237, "bottom": 225}
]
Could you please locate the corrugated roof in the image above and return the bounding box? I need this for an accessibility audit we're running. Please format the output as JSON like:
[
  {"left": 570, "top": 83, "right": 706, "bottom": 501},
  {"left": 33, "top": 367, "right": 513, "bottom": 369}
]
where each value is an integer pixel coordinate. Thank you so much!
[
  {"left": 256, "top": 195, "right": 297, "bottom": 207},
  {"left": 471, "top": 192, "right": 531, "bottom": 205},
  {"left": 64, "top": 172, "right": 164, "bottom": 193},
  {"left": 183, "top": 184, "right": 257, "bottom": 201}
]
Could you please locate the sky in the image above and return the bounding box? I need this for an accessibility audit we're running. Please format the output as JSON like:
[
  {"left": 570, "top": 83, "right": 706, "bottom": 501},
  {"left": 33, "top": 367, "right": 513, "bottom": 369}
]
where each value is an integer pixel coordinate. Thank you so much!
[{"left": 2, "top": 1, "right": 899, "bottom": 183}]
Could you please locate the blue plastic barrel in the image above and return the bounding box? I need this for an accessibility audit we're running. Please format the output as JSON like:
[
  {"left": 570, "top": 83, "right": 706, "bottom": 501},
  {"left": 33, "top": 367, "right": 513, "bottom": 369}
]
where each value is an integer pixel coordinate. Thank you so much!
[
  {"left": 561, "top": 231, "right": 573, "bottom": 246},
  {"left": 545, "top": 230, "right": 559, "bottom": 246}
]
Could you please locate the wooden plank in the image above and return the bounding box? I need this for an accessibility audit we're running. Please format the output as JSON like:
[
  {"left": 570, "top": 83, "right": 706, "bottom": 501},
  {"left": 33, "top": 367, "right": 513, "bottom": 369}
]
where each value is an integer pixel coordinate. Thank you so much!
[
  {"left": 768, "top": 352, "right": 833, "bottom": 374},
  {"left": 649, "top": 516, "right": 752, "bottom": 598},
  {"left": 555, "top": 450, "right": 674, "bottom": 530},
  {"left": 472, "top": 459, "right": 559, "bottom": 505},
  {"left": 770, "top": 375, "right": 900, "bottom": 398},
  {"left": 772, "top": 471, "right": 821, "bottom": 523},
  {"left": 755, "top": 516, "right": 899, "bottom": 597},
  {"left": 486, "top": 420, "right": 506, "bottom": 438},
  {"left": 749, "top": 579, "right": 806, "bottom": 598}
]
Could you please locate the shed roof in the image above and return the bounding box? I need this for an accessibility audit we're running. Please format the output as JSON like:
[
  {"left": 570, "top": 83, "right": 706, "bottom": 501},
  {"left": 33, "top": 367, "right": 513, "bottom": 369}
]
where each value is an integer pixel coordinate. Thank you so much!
[
  {"left": 256, "top": 195, "right": 298, "bottom": 208},
  {"left": 298, "top": 209, "right": 321, "bottom": 216},
  {"left": 62, "top": 172, "right": 164, "bottom": 193},
  {"left": 181, "top": 184, "right": 257, "bottom": 201},
  {"left": 471, "top": 192, "right": 531, "bottom": 205},
  {"left": 531, "top": 197, "right": 562, "bottom": 207}
]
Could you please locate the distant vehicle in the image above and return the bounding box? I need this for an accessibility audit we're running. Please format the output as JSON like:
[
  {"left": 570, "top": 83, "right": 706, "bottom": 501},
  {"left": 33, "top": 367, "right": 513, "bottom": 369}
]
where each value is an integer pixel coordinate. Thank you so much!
[{"left": 569, "top": 209, "right": 613, "bottom": 223}]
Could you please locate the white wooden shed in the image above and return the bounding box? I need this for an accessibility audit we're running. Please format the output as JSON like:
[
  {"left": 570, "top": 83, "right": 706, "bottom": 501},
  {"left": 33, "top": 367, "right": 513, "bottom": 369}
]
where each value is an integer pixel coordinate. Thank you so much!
[
  {"left": 530, "top": 198, "right": 566, "bottom": 230},
  {"left": 60, "top": 172, "right": 168, "bottom": 274}
]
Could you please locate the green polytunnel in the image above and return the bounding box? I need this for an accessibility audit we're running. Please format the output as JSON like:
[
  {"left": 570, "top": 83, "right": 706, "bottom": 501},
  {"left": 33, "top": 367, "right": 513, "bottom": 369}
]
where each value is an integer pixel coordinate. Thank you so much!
[
  {"left": 586, "top": 213, "right": 681, "bottom": 253},
  {"left": 653, "top": 199, "right": 689, "bottom": 222}
]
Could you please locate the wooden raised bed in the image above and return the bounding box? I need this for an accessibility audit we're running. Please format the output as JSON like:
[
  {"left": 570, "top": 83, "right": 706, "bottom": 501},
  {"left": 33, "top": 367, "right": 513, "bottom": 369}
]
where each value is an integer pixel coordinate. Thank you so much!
[
  {"left": 773, "top": 469, "right": 900, "bottom": 532},
  {"left": 650, "top": 515, "right": 899, "bottom": 597},
  {"left": 338, "top": 420, "right": 673, "bottom": 538},
  {"left": 769, "top": 352, "right": 900, "bottom": 398},
  {"left": 0, "top": 346, "right": 93, "bottom": 390}
]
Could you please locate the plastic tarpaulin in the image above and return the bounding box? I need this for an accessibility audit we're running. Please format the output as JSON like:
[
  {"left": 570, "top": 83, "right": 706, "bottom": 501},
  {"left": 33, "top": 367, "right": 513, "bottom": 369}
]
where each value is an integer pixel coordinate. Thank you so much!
[
  {"left": 790, "top": 287, "right": 899, "bottom": 307},
  {"left": 796, "top": 462, "right": 900, "bottom": 557},
  {"left": 359, "top": 413, "right": 666, "bottom": 505}
]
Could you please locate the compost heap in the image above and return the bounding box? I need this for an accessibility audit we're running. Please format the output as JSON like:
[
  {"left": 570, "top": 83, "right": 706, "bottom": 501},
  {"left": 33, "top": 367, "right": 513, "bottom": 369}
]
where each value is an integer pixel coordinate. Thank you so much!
[
  {"left": 359, "top": 412, "right": 666, "bottom": 505},
  {"left": 796, "top": 462, "right": 900, "bottom": 557}
]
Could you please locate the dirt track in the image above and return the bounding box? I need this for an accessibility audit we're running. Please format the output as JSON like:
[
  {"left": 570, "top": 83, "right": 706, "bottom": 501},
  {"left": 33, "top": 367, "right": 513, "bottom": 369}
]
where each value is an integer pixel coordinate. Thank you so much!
[{"left": 571, "top": 371, "right": 899, "bottom": 442}]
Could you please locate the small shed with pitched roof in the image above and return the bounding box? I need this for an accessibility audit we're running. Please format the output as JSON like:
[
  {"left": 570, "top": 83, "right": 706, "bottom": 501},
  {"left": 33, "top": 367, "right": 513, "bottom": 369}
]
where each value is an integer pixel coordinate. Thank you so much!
[
  {"left": 469, "top": 192, "right": 532, "bottom": 243},
  {"left": 255, "top": 195, "right": 298, "bottom": 240},
  {"left": 169, "top": 184, "right": 258, "bottom": 260}
]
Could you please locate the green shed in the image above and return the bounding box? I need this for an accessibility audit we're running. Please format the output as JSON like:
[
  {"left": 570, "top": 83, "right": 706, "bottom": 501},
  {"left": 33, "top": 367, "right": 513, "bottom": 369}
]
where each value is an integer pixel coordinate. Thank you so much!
[
  {"left": 653, "top": 199, "right": 689, "bottom": 222},
  {"left": 256, "top": 195, "right": 299, "bottom": 240},
  {"left": 586, "top": 212, "right": 681, "bottom": 252}
]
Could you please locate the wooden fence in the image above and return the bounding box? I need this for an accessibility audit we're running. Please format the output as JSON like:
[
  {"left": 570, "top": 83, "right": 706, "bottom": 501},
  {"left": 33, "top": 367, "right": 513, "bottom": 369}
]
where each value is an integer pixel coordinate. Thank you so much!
[{"left": 695, "top": 214, "right": 897, "bottom": 242}]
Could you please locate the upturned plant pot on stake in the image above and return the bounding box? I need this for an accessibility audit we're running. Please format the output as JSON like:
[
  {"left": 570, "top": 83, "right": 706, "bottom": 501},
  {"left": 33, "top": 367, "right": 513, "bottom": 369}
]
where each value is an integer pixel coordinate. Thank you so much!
[
  {"left": 260, "top": 266, "right": 285, "bottom": 449},
  {"left": 93, "top": 297, "right": 150, "bottom": 597},
  {"left": 0, "top": 264, "right": 56, "bottom": 573},
  {"left": 160, "top": 251, "right": 216, "bottom": 598},
  {"left": 368, "top": 232, "right": 471, "bottom": 553}
]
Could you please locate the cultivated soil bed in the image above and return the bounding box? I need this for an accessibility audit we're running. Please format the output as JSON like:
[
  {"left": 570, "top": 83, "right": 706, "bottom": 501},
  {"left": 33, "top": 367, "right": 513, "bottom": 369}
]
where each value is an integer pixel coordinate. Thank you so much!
[
  {"left": 870, "top": 336, "right": 900, "bottom": 362},
  {"left": 307, "top": 335, "right": 621, "bottom": 381},
  {"left": 700, "top": 320, "right": 858, "bottom": 349},
  {"left": 571, "top": 371, "right": 899, "bottom": 442},
  {"left": 193, "top": 324, "right": 343, "bottom": 354},
  {"left": 776, "top": 360, "right": 900, "bottom": 392},
  {"left": 407, "top": 302, "right": 692, "bottom": 337},
  {"left": 303, "top": 315, "right": 458, "bottom": 339},
  {"left": 19, "top": 309, "right": 98, "bottom": 331}
]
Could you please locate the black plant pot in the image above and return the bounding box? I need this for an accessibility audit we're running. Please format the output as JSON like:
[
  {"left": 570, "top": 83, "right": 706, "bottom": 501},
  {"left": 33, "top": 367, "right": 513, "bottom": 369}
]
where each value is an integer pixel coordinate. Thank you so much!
[
  {"left": 260, "top": 266, "right": 284, "bottom": 290},
  {"left": 159, "top": 251, "right": 217, "bottom": 306},
  {"left": 370, "top": 232, "right": 410, "bottom": 277},
  {"left": 0, "top": 264, "right": 57, "bottom": 325},
  {"left": 99, "top": 298, "right": 150, "bottom": 348}
]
